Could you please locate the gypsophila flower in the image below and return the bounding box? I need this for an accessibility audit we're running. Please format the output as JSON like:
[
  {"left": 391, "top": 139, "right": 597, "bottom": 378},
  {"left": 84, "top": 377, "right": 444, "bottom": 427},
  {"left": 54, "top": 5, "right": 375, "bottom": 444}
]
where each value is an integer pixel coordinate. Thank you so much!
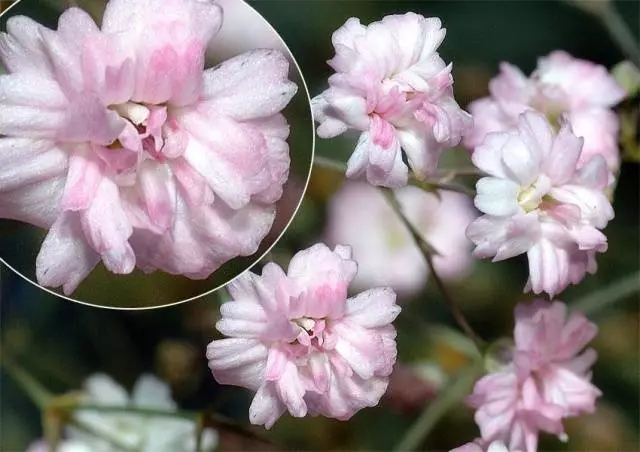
[
  {"left": 451, "top": 439, "right": 522, "bottom": 452},
  {"left": 465, "top": 51, "right": 625, "bottom": 174},
  {"left": 466, "top": 300, "right": 600, "bottom": 452},
  {"left": 206, "top": 243, "right": 401, "bottom": 428},
  {"left": 27, "top": 439, "right": 92, "bottom": 452},
  {"left": 0, "top": 0, "right": 297, "bottom": 294},
  {"left": 312, "top": 13, "right": 471, "bottom": 187},
  {"left": 66, "top": 373, "right": 218, "bottom": 452},
  {"left": 466, "top": 111, "right": 614, "bottom": 297},
  {"left": 325, "top": 181, "right": 475, "bottom": 297}
]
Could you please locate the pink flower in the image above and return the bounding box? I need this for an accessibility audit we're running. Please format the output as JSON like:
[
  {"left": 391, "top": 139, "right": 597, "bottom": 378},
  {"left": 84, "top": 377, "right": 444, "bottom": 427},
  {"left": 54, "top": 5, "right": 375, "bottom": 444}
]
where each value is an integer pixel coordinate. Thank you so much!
[
  {"left": 513, "top": 300, "right": 601, "bottom": 418},
  {"left": 0, "top": 0, "right": 297, "bottom": 294},
  {"left": 312, "top": 13, "right": 471, "bottom": 187},
  {"left": 451, "top": 439, "right": 522, "bottom": 452},
  {"left": 465, "top": 51, "right": 625, "bottom": 173},
  {"left": 206, "top": 243, "right": 400, "bottom": 428},
  {"left": 467, "top": 300, "right": 600, "bottom": 452},
  {"left": 325, "top": 181, "right": 475, "bottom": 297},
  {"left": 467, "top": 367, "right": 566, "bottom": 452},
  {"left": 466, "top": 111, "right": 614, "bottom": 297}
]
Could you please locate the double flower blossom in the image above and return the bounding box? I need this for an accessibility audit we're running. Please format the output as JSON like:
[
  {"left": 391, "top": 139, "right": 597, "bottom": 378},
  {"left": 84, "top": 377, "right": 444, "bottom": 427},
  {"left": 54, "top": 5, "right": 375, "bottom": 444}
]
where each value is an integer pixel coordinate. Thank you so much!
[{"left": 0, "top": 0, "right": 298, "bottom": 294}]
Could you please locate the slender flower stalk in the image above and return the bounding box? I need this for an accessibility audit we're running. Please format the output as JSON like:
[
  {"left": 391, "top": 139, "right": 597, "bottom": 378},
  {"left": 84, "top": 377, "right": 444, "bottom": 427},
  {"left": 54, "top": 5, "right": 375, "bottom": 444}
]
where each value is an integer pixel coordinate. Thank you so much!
[
  {"left": 380, "top": 188, "right": 484, "bottom": 349},
  {"left": 313, "top": 156, "right": 476, "bottom": 196}
]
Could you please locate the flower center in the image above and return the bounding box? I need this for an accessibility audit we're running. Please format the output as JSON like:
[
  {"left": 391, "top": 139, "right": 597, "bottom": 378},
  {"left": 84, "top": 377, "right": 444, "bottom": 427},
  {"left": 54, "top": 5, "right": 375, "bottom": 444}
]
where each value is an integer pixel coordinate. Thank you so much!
[
  {"left": 517, "top": 176, "right": 551, "bottom": 213},
  {"left": 291, "top": 316, "right": 336, "bottom": 352},
  {"left": 110, "top": 101, "right": 169, "bottom": 158}
]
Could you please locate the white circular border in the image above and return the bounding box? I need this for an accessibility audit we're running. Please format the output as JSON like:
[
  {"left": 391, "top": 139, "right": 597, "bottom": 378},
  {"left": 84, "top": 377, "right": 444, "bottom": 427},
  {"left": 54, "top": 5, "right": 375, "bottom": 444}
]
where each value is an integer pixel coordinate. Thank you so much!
[{"left": 0, "top": 0, "right": 316, "bottom": 310}]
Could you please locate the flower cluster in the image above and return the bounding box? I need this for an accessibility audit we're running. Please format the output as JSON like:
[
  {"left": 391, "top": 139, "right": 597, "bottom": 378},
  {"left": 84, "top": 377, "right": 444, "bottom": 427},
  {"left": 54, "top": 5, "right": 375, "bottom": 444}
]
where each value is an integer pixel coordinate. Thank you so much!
[
  {"left": 465, "top": 51, "right": 625, "bottom": 174},
  {"left": 312, "top": 13, "right": 471, "bottom": 187},
  {"left": 462, "top": 300, "right": 600, "bottom": 452},
  {"left": 28, "top": 374, "right": 218, "bottom": 452},
  {"left": 207, "top": 243, "right": 400, "bottom": 428},
  {"left": 466, "top": 111, "right": 614, "bottom": 297},
  {"left": 0, "top": 0, "right": 297, "bottom": 294},
  {"left": 325, "top": 181, "right": 475, "bottom": 297}
]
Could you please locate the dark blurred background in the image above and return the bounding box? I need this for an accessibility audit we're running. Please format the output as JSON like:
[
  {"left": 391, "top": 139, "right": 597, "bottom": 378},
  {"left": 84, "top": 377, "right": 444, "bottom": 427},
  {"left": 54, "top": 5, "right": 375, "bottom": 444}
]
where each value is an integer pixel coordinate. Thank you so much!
[{"left": 1, "top": 0, "right": 639, "bottom": 451}]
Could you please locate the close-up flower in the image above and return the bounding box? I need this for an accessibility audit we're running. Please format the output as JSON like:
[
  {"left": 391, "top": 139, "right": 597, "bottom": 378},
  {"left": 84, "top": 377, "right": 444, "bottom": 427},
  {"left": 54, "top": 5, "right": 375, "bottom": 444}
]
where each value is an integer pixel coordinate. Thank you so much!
[
  {"left": 465, "top": 51, "right": 625, "bottom": 174},
  {"left": 466, "top": 111, "right": 614, "bottom": 297},
  {"left": 0, "top": 0, "right": 302, "bottom": 300},
  {"left": 206, "top": 243, "right": 401, "bottom": 428},
  {"left": 325, "top": 181, "right": 475, "bottom": 297},
  {"left": 312, "top": 13, "right": 471, "bottom": 187}
]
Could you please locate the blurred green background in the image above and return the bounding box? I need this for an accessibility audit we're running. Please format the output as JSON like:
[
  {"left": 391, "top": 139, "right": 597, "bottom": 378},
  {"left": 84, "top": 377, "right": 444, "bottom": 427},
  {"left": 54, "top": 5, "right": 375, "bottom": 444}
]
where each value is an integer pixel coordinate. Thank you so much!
[{"left": 2, "top": 0, "right": 639, "bottom": 451}]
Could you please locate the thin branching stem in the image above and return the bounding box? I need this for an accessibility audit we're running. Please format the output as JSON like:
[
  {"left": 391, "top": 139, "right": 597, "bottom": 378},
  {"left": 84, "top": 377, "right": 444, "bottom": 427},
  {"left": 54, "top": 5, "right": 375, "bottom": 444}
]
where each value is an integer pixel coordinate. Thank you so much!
[
  {"left": 313, "top": 156, "right": 477, "bottom": 196},
  {"left": 380, "top": 188, "right": 485, "bottom": 350},
  {"left": 601, "top": 5, "right": 640, "bottom": 68}
]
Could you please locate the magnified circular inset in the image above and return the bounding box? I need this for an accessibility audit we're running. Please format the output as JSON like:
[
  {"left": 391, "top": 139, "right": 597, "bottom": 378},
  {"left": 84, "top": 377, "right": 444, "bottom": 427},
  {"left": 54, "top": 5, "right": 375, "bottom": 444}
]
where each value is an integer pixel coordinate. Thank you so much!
[{"left": 0, "top": 0, "right": 314, "bottom": 308}]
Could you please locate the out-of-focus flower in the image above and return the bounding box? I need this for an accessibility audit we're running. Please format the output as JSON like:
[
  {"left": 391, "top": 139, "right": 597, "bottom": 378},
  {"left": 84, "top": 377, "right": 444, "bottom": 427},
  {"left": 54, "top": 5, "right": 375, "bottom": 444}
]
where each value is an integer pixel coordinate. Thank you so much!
[
  {"left": 612, "top": 61, "right": 640, "bottom": 98},
  {"left": 67, "top": 373, "right": 218, "bottom": 452},
  {"left": 27, "top": 439, "right": 92, "bottom": 452},
  {"left": 207, "top": 243, "right": 400, "bottom": 428},
  {"left": 325, "top": 181, "right": 475, "bottom": 297},
  {"left": 465, "top": 51, "right": 625, "bottom": 173},
  {"left": 466, "top": 111, "right": 614, "bottom": 297},
  {"left": 0, "top": 0, "right": 297, "bottom": 294},
  {"left": 466, "top": 300, "right": 600, "bottom": 452},
  {"left": 312, "top": 13, "right": 471, "bottom": 187},
  {"left": 451, "top": 439, "right": 521, "bottom": 452}
]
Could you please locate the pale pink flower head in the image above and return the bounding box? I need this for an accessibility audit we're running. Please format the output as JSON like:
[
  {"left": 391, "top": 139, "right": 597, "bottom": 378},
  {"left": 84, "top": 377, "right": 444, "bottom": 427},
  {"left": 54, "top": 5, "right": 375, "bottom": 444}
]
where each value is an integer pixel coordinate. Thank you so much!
[
  {"left": 465, "top": 51, "right": 625, "bottom": 173},
  {"left": 325, "top": 181, "right": 475, "bottom": 297},
  {"left": 467, "top": 300, "right": 600, "bottom": 452},
  {"left": 312, "top": 13, "right": 471, "bottom": 187},
  {"left": 466, "top": 111, "right": 614, "bottom": 297},
  {"left": 513, "top": 300, "right": 601, "bottom": 417},
  {"left": 206, "top": 243, "right": 401, "bottom": 428},
  {"left": 0, "top": 0, "right": 298, "bottom": 294},
  {"left": 451, "top": 439, "right": 523, "bottom": 452},
  {"left": 467, "top": 367, "right": 567, "bottom": 452}
]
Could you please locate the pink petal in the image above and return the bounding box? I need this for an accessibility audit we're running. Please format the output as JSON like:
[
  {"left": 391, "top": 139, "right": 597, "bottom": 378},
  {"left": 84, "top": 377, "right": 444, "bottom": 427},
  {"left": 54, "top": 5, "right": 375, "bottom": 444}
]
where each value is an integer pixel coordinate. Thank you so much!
[
  {"left": 249, "top": 383, "right": 285, "bottom": 429},
  {"left": 60, "top": 145, "right": 103, "bottom": 212},
  {"left": 35, "top": 211, "right": 100, "bottom": 295},
  {"left": 0, "top": 138, "right": 67, "bottom": 192},
  {"left": 344, "top": 288, "right": 400, "bottom": 328},
  {"left": 137, "top": 161, "right": 176, "bottom": 231},
  {"left": 80, "top": 177, "right": 134, "bottom": 274},
  {"left": 202, "top": 49, "right": 297, "bottom": 120}
]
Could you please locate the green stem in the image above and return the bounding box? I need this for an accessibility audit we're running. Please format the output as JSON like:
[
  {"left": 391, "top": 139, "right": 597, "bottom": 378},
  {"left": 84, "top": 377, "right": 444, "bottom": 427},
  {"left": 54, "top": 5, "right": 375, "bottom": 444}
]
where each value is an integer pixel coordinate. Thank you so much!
[
  {"left": 392, "top": 359, "right": 484, "bottom": 452},
  {"left": 313, "top": 155, "right": 348, "bottom": 173},
  {"left": 380, "top": 188, "right": 485, "bottom": 350},
  {"left": 1, "top": 357, "right": 53, "bottom": 409},
  {"left": 601, "top": 6, "right": 640, "bottom": 68},
  {"left": 313, "top": 156, "right": 476, "bottom": 197},
  {"left": 571, "top": 271, "right": 640, "bottom": 316}
]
